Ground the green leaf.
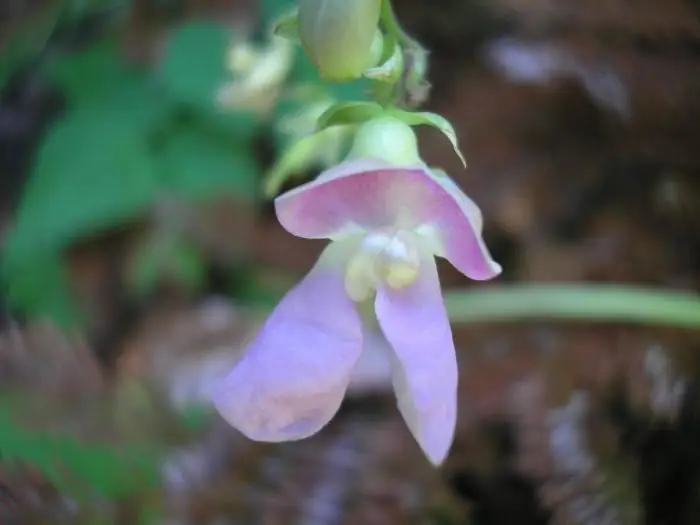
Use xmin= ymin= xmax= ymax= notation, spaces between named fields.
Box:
xmin=128 ymin=235 xmax=207 ymax=298
xmin=315 ymin=101 xmax=384 ymax=131
xmin=0 ymin=398 xmax=161 ymax=499
xmin=2 ymin=252 xmax=80 ymax=327
xmin=388 ymin=109 xmax=467 ymax=167
xmin=128 ymin=240 xmax=163 ymax=300
xmin=159 ymin=21 xmax=233 ymax=112
xmin=159 ymin=21 xmax=262 ymax=138
xmin=158 ymin=125 xmax=261 ymax=201
xmin=170 ymin=241 xmax=207 ymax=292
xmin=48 ymin=38 xmax=151 ymax=108
xmin=2 ymin=105 xmax=157 ymax=324
xmin=6 ymin=107 xmax=157 ymax=259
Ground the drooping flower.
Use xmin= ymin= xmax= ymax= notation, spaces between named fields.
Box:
xmin=213 ymin=116 xmax=501 ymax=465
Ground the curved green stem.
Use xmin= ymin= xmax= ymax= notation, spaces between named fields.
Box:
xmin=444 ymin=284 xmax=700 ymax=329
xmin=378 ymin=0 xmax=430 ymax=108
xmin=380 ymin=0 xmax=421 ymax=50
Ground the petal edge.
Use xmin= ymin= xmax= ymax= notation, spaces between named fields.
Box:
xmin=213 ymin=240 xmax=363 ymax=441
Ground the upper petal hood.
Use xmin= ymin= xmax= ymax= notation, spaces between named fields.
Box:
xmin=275 ymin=159 xmax=501 ymax=280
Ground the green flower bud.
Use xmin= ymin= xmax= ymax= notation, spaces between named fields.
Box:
xmin=345 ymin=115 xmax=422 ymax=165
xmin=298 ymin=0 xmax=382 ymax=81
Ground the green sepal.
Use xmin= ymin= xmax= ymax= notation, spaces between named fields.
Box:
xmin=315 ymin=101 xmax=385 ymax=131
xmin=264 ymin=127 xmax=352 ymax=196
xmin=387 ymin=109 xmax=467 ymax=167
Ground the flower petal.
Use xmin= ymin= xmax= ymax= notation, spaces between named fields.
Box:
xmin=213 ymin=240 xmax=363 ymax=442
xmin=275 ymin=160 xmax=501 ymax=280
xmin=374 ymin=250 xmax=458 ymax=465
xmin=421 ymin=168 xmax=502 ymax=280
xmin=275 ymin=158 xmax=401 ymax=240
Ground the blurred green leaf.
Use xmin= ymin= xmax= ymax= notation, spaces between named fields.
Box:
xmin=0 ymin=399 xmax=161 ymax=499
xmin=159 ymin=21 xmax=229 ymax=111
xmin=229 ymin=264 xmax=290 ymax=310
xmin=159 ymin=20 xmax=262 ymax=137
xmin=128 ymin=235 xmax=207 ymax=298
xmin=170 ymin=241 xmax=207 ymax=292
xmin=128 ymin=240 xmax=164 ymax=299
xmin=2 ymin=104 xmax=158 ymax=323
xmin=159 ymin=125 xmax=261 ymax=200
xmin=6 ymin=107 xmax=157 ymax=259
xmin=2 ymin=252 xmax=80 ymax=327
xmin=48 ymin=38 xmax=151 ymax=107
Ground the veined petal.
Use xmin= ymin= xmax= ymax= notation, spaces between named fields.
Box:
xmin=374 ymin=249 xmax=458 ymax=465
xmin=275 ymin=160 xmax=501 ymax=280
xmin=275 ymin=158 xmax=403 ymax=240
xmin=423 ymin=168 xmax=502 ymax=280
xmin=213 ymin=240 xmax=363 ymax=442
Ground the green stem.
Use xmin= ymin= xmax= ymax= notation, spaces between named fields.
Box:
xmin=444 ymin=284 xmax=700 ymax=328
xmin=380 ymin=0 xmax=421 ymax=50
xmin=378 ymin=0 xmax=430 ymax=108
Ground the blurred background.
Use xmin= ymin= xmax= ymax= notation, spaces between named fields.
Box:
xmin=2 ymin=0 xmax=700 ymax=523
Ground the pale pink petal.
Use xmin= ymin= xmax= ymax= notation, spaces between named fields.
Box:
xmin=374 ymin=251 xmax=458 ymax=465
xmin=422 ymin=169 xmax=502 ymax=280
xmin=213 ymin=240 xmax=363 ymax=442
xmin=275 ymin=158 xmax=404 ymax=239
xmin=275 ymin=160 xmax=501 ymax=280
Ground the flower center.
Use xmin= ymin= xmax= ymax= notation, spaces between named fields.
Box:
xmin=344 ymin=231 xmax=421 ymax=302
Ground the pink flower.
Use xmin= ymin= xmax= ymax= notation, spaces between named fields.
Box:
xmin=213 ymin=158 xmax=501 ymax=465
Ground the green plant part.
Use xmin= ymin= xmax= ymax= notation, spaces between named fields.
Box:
xmin=264 ymin=98 xmax=354 ymax=196
xmin=297 ymin=0 xmax=383 ymax=81
xmin=387 ymin=109 xmax=467 ymax=167
xmin=315 ymin=101 xmax=385 ymax=130
xmin=344 ymin=115 xmax=423 ymax=165
xmin=0 ymin=399 xmax=160 ymax=499
xmin=378 ymin=0 xmax=431 ymax=106
xmin=444 ymin=284 xmax=700 ymax=328
xmin=364 ymin=40 xmax=404 ymax=84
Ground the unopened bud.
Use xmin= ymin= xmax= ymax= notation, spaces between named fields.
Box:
xmin=298 ymin=0 xmax=382 ymax=81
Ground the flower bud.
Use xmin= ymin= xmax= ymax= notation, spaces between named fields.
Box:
xmin=345 ymin=116 xmax=422 ymax=165
xmin=298 ymin=0 xmax=382 ymax=81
